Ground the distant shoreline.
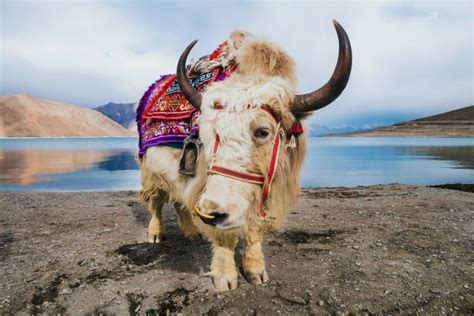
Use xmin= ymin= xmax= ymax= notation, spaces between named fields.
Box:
xmin=326 ymin=133 xmax=473 ymax=138
xmin=3 ymin=183 xmax=473 ymax=194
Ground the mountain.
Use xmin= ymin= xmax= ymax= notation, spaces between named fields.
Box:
xmin=94 ymin=102 xmax=136 ymax=130
xmin=0 ymin=95 xmax=135 ymax=137
xmin=308 ymin=123 xmax=372 ymax=136
xmin=413 ymin=106 xmax=474 ymax=122
xmin=332 ymin=106 xmax=474 ymax=137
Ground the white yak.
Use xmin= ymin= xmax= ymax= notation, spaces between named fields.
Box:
xmin=137 ymin=21 xmax=352 ymax=291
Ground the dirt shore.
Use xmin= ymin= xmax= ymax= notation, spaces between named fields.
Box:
xmin=0 ymin=184 xmax=473 ymax=315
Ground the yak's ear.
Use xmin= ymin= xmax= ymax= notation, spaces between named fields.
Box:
xmin=229 ymin=30 xmax=253 ymax=51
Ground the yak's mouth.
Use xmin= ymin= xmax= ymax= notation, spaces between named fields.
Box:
xmin=200 ymin=212 xmax=227 ymax=226
xmin=199 ymin=213 xmax=245 ymax=230
xmin=194 ymin=206 xmax=246 ymax=230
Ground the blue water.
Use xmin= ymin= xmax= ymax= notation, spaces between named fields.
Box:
xmin=0 ymin=137 xmax=472 ymax=191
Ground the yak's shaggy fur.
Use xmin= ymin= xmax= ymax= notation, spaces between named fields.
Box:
xmin=137 ymin=32 xmax=307 ymax=291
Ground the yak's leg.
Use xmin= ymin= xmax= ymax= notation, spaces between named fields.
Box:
xmin=243 ymin=227 xmax=269 ymax=285
xmin=209 ymin=235 xmax=239 ymax=291
xmin=147 ymin=190 xmax=167 ymax=243
xmin=174 ymin=202 xmax=200 ymax=239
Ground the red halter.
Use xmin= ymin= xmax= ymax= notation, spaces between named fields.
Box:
xmin=207 ymin=106 xmax=283 ymax=218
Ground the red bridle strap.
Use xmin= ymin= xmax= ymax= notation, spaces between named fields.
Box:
xmin=259 ymin=121 xmax=282 ymax=217
xmin=208 ymin=135 xmax=266 ymax=185
xmin=208 ymin=165 xmax=266 ymax=185
xmin=207 ymin=106 xmax=283 ymax=218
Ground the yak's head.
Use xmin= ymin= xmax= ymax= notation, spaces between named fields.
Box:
xmin=179 ymin=21 xmax=352 ymax=230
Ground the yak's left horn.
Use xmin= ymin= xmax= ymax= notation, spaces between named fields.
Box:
xmin=177 ymin=40 xmax=202 ymax=110
xmin=291 ymin=20 xmax=352 ymax=116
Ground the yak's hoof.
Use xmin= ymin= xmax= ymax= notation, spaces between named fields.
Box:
xmin=212 ymin=274 xmax=238 ymax=292
xmin=244 ymin=270 xmax=269 ymax=285
xmin=147 ymin=233 xmax=161 ymax=243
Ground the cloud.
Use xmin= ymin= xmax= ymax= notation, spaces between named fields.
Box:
xmin=1 ymin=1 xmax=177 ymax=105
xmin=1 ymin=0 xmax=472 ymax=128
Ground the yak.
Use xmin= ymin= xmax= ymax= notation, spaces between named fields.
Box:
xmin=137 ymin=21 xmax=352 ymax=291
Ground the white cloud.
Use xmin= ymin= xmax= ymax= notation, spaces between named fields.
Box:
xmin=1 ymin=1 xmax=177 ymax=105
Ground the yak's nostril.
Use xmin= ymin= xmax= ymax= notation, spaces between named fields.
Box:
xmin=201 ymin=212 xmax=228 ymax=226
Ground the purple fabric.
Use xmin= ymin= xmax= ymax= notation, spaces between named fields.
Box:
xmin=136 ymin=75 xmax=172 ymax=156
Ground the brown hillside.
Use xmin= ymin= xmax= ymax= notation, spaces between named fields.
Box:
xmin=414 ymin=105 xmax=474 ymax=122
xmin=335 ymin=105 xmax=474 ymax=137
xmin=0 ymin=95 xmax=135 ymax=137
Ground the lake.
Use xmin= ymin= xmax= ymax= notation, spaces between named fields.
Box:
xmin=0 ymin=137 xmax=473 ymax=191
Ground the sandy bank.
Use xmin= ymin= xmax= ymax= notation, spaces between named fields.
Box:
xmin=0 ymin=185 xmax=472 ymax=314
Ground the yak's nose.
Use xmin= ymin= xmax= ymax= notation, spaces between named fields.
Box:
xmin=200 ymin=200 xmax=229 ymax=226
xmin=201 ymin=212 xmax=228 ymax=226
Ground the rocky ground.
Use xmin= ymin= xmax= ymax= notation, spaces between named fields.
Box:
xmin=0 ymin=184 xmax=473 ymax=315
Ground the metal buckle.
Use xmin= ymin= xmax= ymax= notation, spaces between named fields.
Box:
xmin=179 ymin=136 xmax=202 ymax=176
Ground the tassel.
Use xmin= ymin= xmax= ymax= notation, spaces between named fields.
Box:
xmin=286 ymin=135 xmax=296 ymax=150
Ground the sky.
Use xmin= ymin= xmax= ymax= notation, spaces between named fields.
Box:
xmin=1 ymin=0 xmax=472 ymax=128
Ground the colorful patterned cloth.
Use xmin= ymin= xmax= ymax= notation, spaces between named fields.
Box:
xmin=136 ymin=42 xmax=236 ymax=156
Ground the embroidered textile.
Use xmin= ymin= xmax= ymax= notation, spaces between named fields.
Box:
xmin=136 ymin=41 xmax=236 ymax=156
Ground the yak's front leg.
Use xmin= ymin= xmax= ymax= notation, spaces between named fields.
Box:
xmin=174 ymin=202 xmax=200 ymax=239
xmin=146 ymin=190 xmax=167 ymax=243
xmin=243 ymin=227 xmax=269 ymax=285
xmin=210 ymin=235 xmax=239 ymax=291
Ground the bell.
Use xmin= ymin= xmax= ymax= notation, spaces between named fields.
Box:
xmin=179 ymin=136 xmax=201 ymax=176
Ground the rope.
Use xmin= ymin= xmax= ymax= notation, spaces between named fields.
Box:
xmin=189 ymin=41 xmax=236 ymax=74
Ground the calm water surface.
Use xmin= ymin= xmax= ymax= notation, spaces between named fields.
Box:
xmin=0 ymin=137 xmax=472 ymax=191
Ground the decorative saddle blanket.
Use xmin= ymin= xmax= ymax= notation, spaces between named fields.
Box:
xmin=136 ymin=41 xmax=236 ymax=157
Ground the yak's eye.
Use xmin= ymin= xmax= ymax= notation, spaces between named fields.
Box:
xmin=254 ymin=127 xmax=270 ymax=139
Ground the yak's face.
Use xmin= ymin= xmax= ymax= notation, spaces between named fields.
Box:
xmin=196 ymin=87 xmax=288 ymax=229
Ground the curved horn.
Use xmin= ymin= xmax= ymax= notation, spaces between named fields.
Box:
xmin=292 ymin=20 xmax=352 ymax=115
xmin=176 ymin=40 xmax=202 ymax=110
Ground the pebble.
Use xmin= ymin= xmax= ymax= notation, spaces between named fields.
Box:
xmin=355 ymin=262 xmax=362 ymax=267
xmin=463 ymin=284 xmax=469 ymax=289
xmin=318 ymin=300 xmax=324 ymax=306
xmin=292 ymin=296 xmax=306 ymax=305
xmin=59 ymin=288 xmax=72 ymax=295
